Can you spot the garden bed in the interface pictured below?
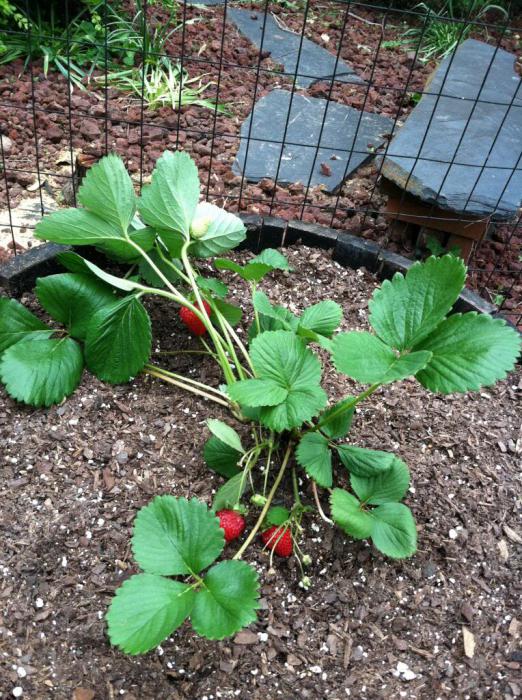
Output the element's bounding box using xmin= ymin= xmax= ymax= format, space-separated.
xmin=0 ymin=244 xmax=520 ymax=699
xmin=0 ymin=2 xmax=520 ymax=316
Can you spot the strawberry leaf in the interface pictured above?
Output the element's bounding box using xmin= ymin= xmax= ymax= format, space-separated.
xmin=369 ymin=255 xmax=466 ymax=350
xmin=228 ymin=378 xmax=288 ymax=407
xmin=211 ymin=298 xmax=243 ymax=327
xmin=251 ymin=248 xmax=290 ymax=271
xmin=299 ymin=300 xmax=342 ymax=338
xmin=207 ymin=419 xmax=244 ymax=453
xmin=0 ymin=298 xmax=52 ymax=354
xmin=296 ymin=432 xmax=333 ymax=488
xmin=191 ymin=560 xmax=260 ymax=640
xmin=212 ymin=472 xmax=251 ymax=512
xmin=35 ymin=273 xmax=116 ymax=340
xmin=132 ymin=495 xmax=224 ymax=576
xmin=138 ymin=150 xmax=199 ymax=238
xmin=85 ymin=296 xmax=151 ymax=383
xmin=266 ymin=506 xmax=290 ymax=526
xmin=370 ymin=503 xmax=417 ymax=559
xmin=330 ymin=489 xmax=373 ymax=539
xmin=318 ymin=397 xmax=356 ymax=439
xmin=414 ymin=313 xmax=521 ymax=394
xmin=107 ymin=574 xmax=195 ymax=655
xmin=203 ymin=437 xmax=242 ymax=478
xmin=0 ymin=337 xmax=83 ymax=407
xmin=350 ymin=457 xmax=410 ymax=505
xmin=249 ymin=330 xmax=327 ymax=432
xmin=337 ymin=445 xmax=395 ymax=477
xmin=77 ymin=153 xmax=136 ymax=234
xmin=333 ymin=331 xmax=431 ymax=384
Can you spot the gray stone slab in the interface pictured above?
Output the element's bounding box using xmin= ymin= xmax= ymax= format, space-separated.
xmin=381 ymin=39 xmax=522 ymax=220
xmin=228 ymin=9 xmax=364 ymax=88
xmin=233 ymin=90 xmax=393 ymax=193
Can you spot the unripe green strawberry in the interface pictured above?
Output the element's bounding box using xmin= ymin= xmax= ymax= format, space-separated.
xmin=190 ymin=215 xmax=212 ymax=239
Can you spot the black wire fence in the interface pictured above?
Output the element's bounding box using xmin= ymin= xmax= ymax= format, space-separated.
xmin=0 ymin=0 xmax=520 ymax=325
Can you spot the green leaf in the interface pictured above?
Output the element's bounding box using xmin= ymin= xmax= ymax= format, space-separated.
xmin=191 ymin=203 xmax=246 ymax=258
xmin=85 ymin=296 xmax=151 ymax=383
xmin=266 ymin=506 xmax=290 ymax=526
xmin=251 ymin=248 xmax=290 ymax=271
xmin=35 ymin=273 xmax=116 ymax=340
xmin=81 ymin=258 xmax=148 ymax=293
xmin=158 ymin=229 xmax=184 ymax=258
xmin=248 ymin=293 xmax=299 ymax=341
xmin=213 ymin=471 xmax=251 ymax=511
xmin=203 ymin=437 xmax=242 ymax=478
xmin=78 ymin=153 xmax=136 ymax=234
xmin=300 ymin=300 xmax=342 ymax=338
xmin=214 ymin=258 xmax=245 ymax=276
xmin=99 ymin=227 xmax=157 ymax=262
xmin=107 ymin=574 xmax=195 ymax=655
xmin=139 ymin=250 xmax=183 ymax=288
xmin=197 ymin=276 xmax=228 ymax=299
xmin=211 ymin=299 xmax=242 ymax=327
xmin=132 ymin=495 xmax=224 ymax=576
xmin=191 ymin=560 xmax=260 ymax=640
xmin=228 ymin=378 xmax=288 ymax=407
xmin=330 ymin=489 xmax=373 ymax=539
xmin=337 ymin=445 xmax=395 ymax=477
xmin=250 ymin=330 xmax=327 ymax=432
xmin=0 ymin=298 xmax=51 ymax=354
xmin=0 ymin=337 xmax=83 ymax=407
xmin=57 ymin=251 xmax=95 ymax=274
xmin=333 ymin=331 xmax=431 ymax=384
xmin=35 ymin=208 xmax=151 ymax=261
xmin=318 ymin=397 xmax=356 ymax=439
xmin=241 ymin=262 xmax=274 ymax=283
xmin=414 ymin=313 xmax=521 ymax=394
xmin=369 ymin=255 xmax=466 ymax=350
xmin=296 ymin=432 xmax=332 ymax=488
xmin=207 ymin=419 xmax=244 ymax=453
xmin=138 ymin=150 xmax=199 ymax=237
xmin=371 ymin=503 xmax=417 ymax=559
xmin=351 ymin=457 xmax=410 ymax=505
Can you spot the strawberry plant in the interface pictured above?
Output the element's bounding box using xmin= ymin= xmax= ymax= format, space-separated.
xmin=0 ymin=150 xmax=519 ymax=655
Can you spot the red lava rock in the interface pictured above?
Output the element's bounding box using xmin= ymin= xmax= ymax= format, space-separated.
xmin=320 ymin=163 xmax=332 ymax=176
xmin=47 ymin=126 xmax=63 ymax=143
xmin=81 ymin=120 xmax=101 ymax=139
xmin=15 ymin=171 xmax=35 ymax=187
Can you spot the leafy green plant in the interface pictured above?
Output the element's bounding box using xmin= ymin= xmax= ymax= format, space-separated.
xmin=102 ymin=57 xmax=227 ymax=112
xmin=0 ymin=150 xmax=519 ymax=656
xmin=402 ymin=0 xmax=508 ymax=63
xmin=0 ymin=0 xmax=186 ymax=90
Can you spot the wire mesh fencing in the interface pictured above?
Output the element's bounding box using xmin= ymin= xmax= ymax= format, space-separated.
xmin=0 ymin=0 xmax=520 ymax=325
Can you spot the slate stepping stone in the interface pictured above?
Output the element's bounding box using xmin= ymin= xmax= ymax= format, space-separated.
xmin=233 ymin=90 xmax=393 ymax=193
xmin=381 ymin=39 xmax=522 ymax=220
xmin=228 ymin=9 xmax=364 ymax=88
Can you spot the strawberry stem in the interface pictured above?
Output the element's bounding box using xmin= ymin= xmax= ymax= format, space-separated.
xmin=233 ymin=443 xmax=293 ymax=560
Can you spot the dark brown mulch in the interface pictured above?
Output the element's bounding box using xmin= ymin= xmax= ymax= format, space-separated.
xmin=0 ymin=245 xmax=521 ymax=699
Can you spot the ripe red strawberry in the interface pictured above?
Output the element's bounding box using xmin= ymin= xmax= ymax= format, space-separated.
xmin=178 ymin=300 xmax=211 ymax=336
xmin=217 ymin=510 xmax=245 ymax=543
xmin=261 ymin=525 xmax=293 ymax=557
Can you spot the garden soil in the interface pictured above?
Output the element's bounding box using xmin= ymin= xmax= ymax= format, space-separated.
xmin=0 ymin=2 xmax=520 ymax=316
xmin=0 ymin=245 xmax=520 ymax=699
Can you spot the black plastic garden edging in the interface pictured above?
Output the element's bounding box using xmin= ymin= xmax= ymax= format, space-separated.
xmin=0 ymin=215 xmax=506 ymax=323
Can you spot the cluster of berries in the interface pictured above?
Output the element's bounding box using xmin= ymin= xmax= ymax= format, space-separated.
xmin=216 ymin=510 xmax=293 ymax=558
